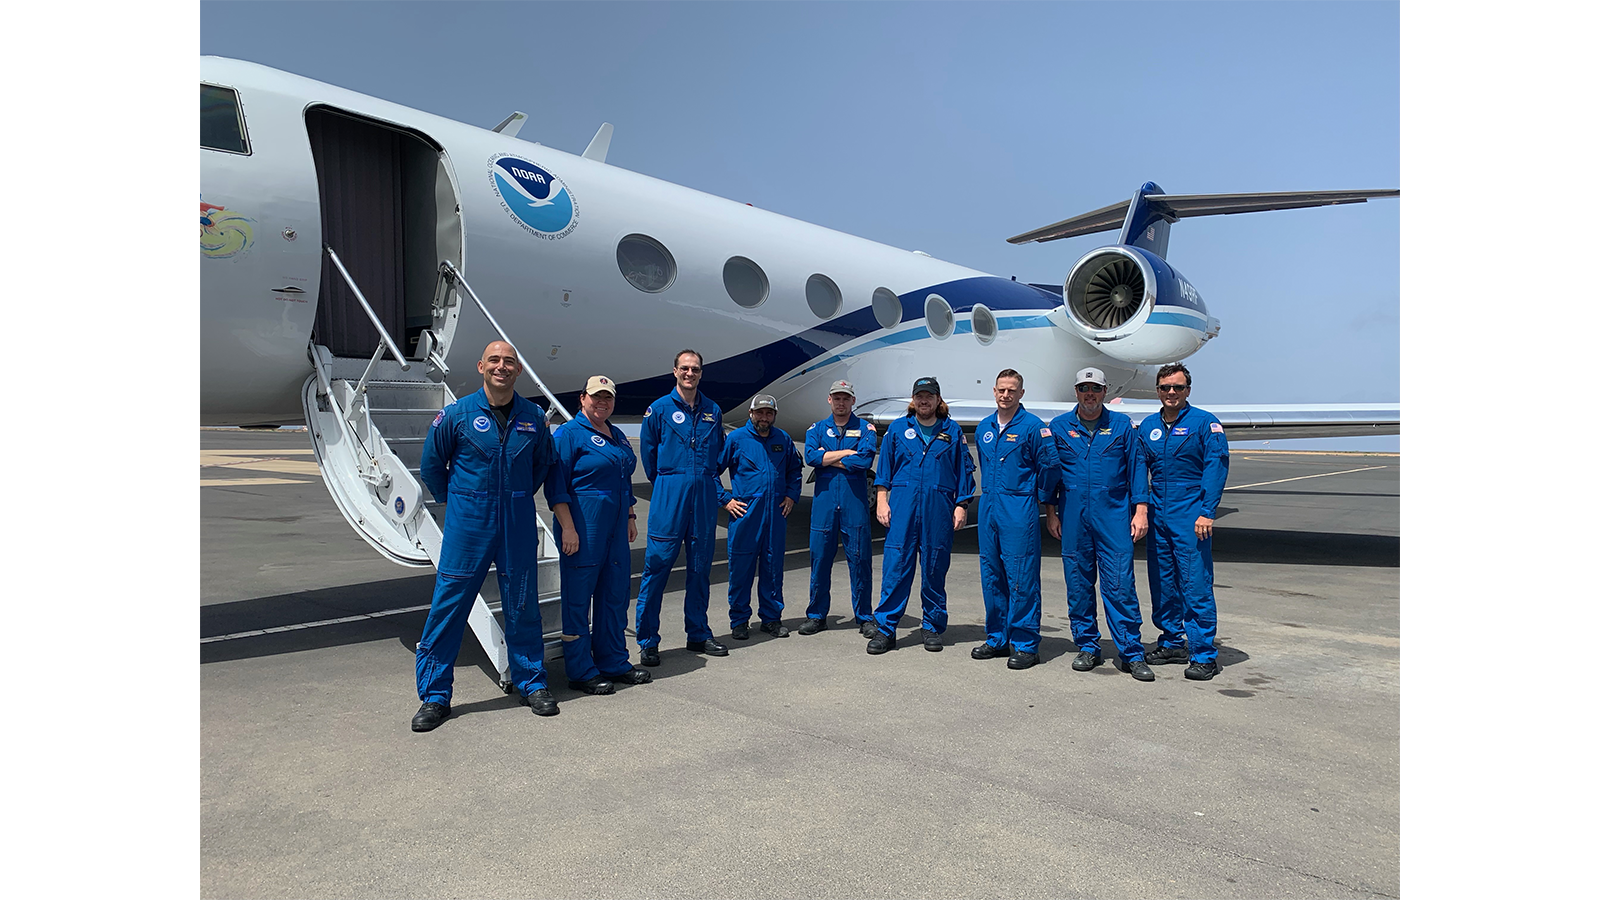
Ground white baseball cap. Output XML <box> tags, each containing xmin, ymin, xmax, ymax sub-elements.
<box><xmin>1074</xmin><ymin>367</ymin><xmax>1108</xmax><ymax>387</ymax></box>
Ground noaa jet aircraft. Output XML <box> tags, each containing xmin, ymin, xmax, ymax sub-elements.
<box><xmin>199</xmin><ymin>57</ymin><xmax>1396</xmax><ymax>683</ymax></box>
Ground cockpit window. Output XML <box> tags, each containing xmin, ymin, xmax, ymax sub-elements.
<box><xmin>201</xmin><ymin>84</ymin><xmax>250</xmax><ymax>154</ymax></box>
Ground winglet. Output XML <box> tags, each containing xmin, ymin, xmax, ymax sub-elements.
<box><xmin>492</xmin><ymin>111</ymin><xmax>527</xmax><ymax>137</ymax></box>
<box><xmin>582</xmin><ymin>123</ymin><xmax>614</xmax><ymax>163</ymax></box>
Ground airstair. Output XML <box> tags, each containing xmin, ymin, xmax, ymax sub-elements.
<box><xmin>302</xmin><ymin>248</ymin><xmax>574</xmax><ymax>692</ymax></box>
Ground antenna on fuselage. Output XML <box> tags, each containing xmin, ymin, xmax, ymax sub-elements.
<box><xmin>491</xmin><ymin>111</ymin><xmax>528</xmax><ymax>137</ymax></box>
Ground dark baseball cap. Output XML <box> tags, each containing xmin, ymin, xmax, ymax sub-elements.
<box><xmin>912</xmin><ymin>376</ymin><xmax>940</xmax><ymax>396</ymax></box>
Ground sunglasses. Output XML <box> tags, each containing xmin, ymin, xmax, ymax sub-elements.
<box><xmin>1075</xmin><ymin>384</ymin><xmax>1105</xmax><ymax>393</ymax></box>
<box><xmin>1157</xmin><ymin>384</ymin><xmax>1189</xmax><ymax>393</ymax></box>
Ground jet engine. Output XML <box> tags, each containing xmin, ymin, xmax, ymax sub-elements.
<box><xmin>1055</xmin><ymin>245</ymin><xmax>1219</xmax><ymax>365</ymax></box>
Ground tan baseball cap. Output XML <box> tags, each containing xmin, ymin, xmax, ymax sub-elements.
<box><xmin>584</xmin><ymin>375</ymin><xmax>617</xmax><ymax>396</ymax></box>
<box><xmin>828</xmin><ymin>379</ymin><xmax>855</xmax><ymax>397</ymax></box>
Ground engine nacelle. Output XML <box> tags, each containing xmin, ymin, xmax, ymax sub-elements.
<box><xmin>1056</xmin><ymin>245</ymin><xmax>1219</xmax><ymax>365</ymax></box>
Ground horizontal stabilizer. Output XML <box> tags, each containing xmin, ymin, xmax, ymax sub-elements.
<box><xmin>855</xmin><ymin>399</ymin><xmax>1398</xmax><ymax>442</ymax></box>
<box><xmin>1007</xmin><ymin>189</ymin><xmax>1399</xmax><ymax>244</ymax></box>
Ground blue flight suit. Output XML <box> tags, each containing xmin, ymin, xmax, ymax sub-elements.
<box><xmin>1049</xmin><ymin>407</ymin><xmax>1148</xmax><ymax>663</ymax></box>
<box><xmin>545</xmin><ymin>413</ymin><xmax>638</xmax><ymax>682</ymax></box>
<box><xmin>1136</xmin><ymin>405</ymin><xmax>1230</xmax><ymax>665</ymax></box>
<box><xmin>974</xmin><ymin>406</ymin><xmax>1057</xmax><ymax>654</ymax></box>
<box><xmin>718</xmin><ymin>423</ymin><xmax>803</xmax><ymax>628</ymax></box>
<box><xmin>416</xmin><ymin>388</ymin><xmax>555</xmax><ymax>705</ymax></box>
<box><xmin>635</xmin><ymin>390</ymin><xmax>725</xmax><ymax>649</ymax></box>
<box><xmin>873</xmin><ymin>415</ymin><xmax>977</xmax><ymax>635</ymax></box>
<box><xmin>803</xmin><ymin>414</ymin><xmax>878</xmax><ymax>626</ymax></box>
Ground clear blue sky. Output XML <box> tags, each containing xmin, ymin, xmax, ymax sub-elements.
<box><xmin>201</xmin><ymin>1</ymin><xmax>1399</xmax><ymax>419</ymax></box>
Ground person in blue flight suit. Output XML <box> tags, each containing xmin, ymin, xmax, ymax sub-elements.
<box><xmin>1135</xmin><ymin>362</ymin><xmax>1230</xmax><ymax>681</ymax></box>
<box><xmin>718</xmin><ymin>394</ymin><xmax>803</xmax><ymax>640</ymax></box>
<box><xmin>411</xmin><ymin>341</ymin><xmax>559</xmax><ymax>732</ymax></box>
<box><xmin>1044</xmin><ymin>367</ymin><xmax>1155</xmax><ymax>682</ymax></box>
<box><xmin>634</xmin><ymin>349</ymin><xmax>729</xmax><ymax>666</ymax></box>
<box><xmin>971</xmin><ymin>369</ymin><xmax>1059</xmax><ymax>670</ymax></box>
<box><xmin>801</xmin><ymin>379</ymin><xmax>879</xmax><ymax>637</ymax></box>
<box><xmin>546</xmin><ymin>375</ymin><xmax>654</xmax><ymax>697</ymax></box>
<box><xmin>867</xmin><ymin>377</ymin><xmax>977</xmax><ymax>655</ymax></box>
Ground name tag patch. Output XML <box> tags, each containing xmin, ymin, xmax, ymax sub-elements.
<box><xmin>1005</xmin><ymin>433</ymin><xmax>1018</xmax><ymax>442</ymax></box>
<box><xmin>515</xmin><ymin>421</ymin><xmax>540</xmax><ymax>433</ymax></box>
<box><xmin>935</xmin><ymin>431</ymin><xmax>951</xmax><ymax>442</ymax></box>
<box><xmin>771</xmin><ymin>444</ymin><xmax>784</xmax><ymax>452</ymax></box>
<box><xmin>1099</xmin><ymin>428</ymin><xmax>1111</xmax><ymax>435</ymax></box>
<box><xmin>702</xmin><ymin>414</ymin><xmax>715</xmax><ymax>422</ymax></box>
<box><xmin>846</xmin><ymin>429</ymin><xmax>860</xmax><ymax>437</ymax></box>
<box><xmin>1068</xmin><ymin>430</ymin><xmax>1080</xmax><ymax>438</ymax></box>
<box><xmin>1172</xmin><ymin>427</ymin><xmax>1189</xmax><ymax>436</ymax></box>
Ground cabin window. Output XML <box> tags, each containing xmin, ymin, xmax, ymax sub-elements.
<box><xmin>201</xmin><ymin>84</ymin><xmax>250</xmax><ymax>154</ymax></box>
<box><xmin>925</xmin><ymin>294</ymin><xmax>954</xmax><ymax>339</ymax></box>
<box><xmin>723</xmin><ymin>256</ymin><xmax>768</xmax><ymax>308</ymax></box>
<box><xmin>872</xmin><ymin>287</ymin><xmax>901</xmax><ymax>329</ymax></box>
<box><xmin>972</xmin><ymin>304</ymin><xmax>998</xmax><ymax>345</ymax></box>
<box><xmin>805</xmin><ymin>274</ymin><xmax>841</xmax><ymax>319</ymax></box>
<box><xmin>616</xmin><ymin>234</ymin><xmax>676</xmax><ymax>293</ymax></box>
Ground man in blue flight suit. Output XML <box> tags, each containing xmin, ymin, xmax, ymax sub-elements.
<box><xmin>718</xmin><ymin>394</ymin><xmax>803</xmax><ymax>640</ymax></box>
<box><xmin>635</xmin><ymin>349</ymin><xmax>729</xmax><ymax>666</ymax></box>
<box><xmin>1044</xmin><ymin>367</ymin><xmax>1155</xmax><ymax>682</ymax></box>
<box><xmin>411</xmin><ymin>340</ymin><xmax>559</xmax><ymax>732</ymax></box>
<box><xmin>972</xmin><ymin>369</ymin><xmax>1059</xmax><ymax>670</ymax></box>
<box><xmin>868</xmin><ymin>377</ymin><xmax>977</xmax><ymax>655</ymax></box>
<box><xmin>801</xmin><ymin>380</ymin><xmax>879</xmax><ymax>637</ymax></box>
<box><xmin>1136</xmin><ymin>362</ymin><xmax>1230</xmax><ymax>681</ymax></box>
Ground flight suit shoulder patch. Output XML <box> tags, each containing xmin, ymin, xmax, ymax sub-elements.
<box><xmin>1211</xmin><ymin>422</ymin><xmax>1224</xmax><ymax>434</ymax></box>
<box><xmin>432</xmin><ymin>410</ymin><xmax>445</xmax><ymax>427</ymax></box>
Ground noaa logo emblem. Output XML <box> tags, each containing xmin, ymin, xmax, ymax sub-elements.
<box><xmin>826</xmin><ymin>428</ymin><xmax>836</xmax><ymax>438</ymax></box>
<box><xmin>474</xmin><ymin>415</ymin><xmax>492</xmax><ymax>432</ymax></box>
<box><xmin>393</xmin><ymin>496</ymin><xmax>405</xmax><ymax>516</ymax></box>
<box><xmin>672</xmin><ymin>410</ymin><xmax>686</xmax><ymax>424</ymax></box>
<box><xmin>982</xmin><ymin>431</ymin><xmax>994</xmax><ymax>444</ymax></box>
<box><xmin>904</xmin><ymin>427</ymin><xmax>916</xmax><ymax>440</ymax></box>
<box><xmin>590</xmin><ymin>434</ymin><xmax>606</xmax><ymax>447</ymax></box>
<box><xmin>1149</xmin><ymin>428</ymin><xmax>1163</xmax><ymax>441</ymax></box>
<box><xmin>489</xmin><ymin>155</ymin><xmax>578</xmax><ymax>239</ymax></box>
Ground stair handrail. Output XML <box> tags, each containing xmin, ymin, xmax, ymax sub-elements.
<box><xmin>439</xmin><ymin>259</ymin><xmax>574</xmax><ymax>423</ymax></box>
<box><xmin>324</xmin><ymin>246</ymin><xmax>411</xmax><ymax>397</ymax></box>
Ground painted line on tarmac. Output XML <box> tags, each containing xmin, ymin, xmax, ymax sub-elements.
<box><xmin>1226</xmin><ymin>465</ymin><xmax>1386</xmax><ymax>491</ymax></box>
<box><xmin>202</xmin><ymin>603</ymin><xmax>436</xmax><ymax>643</ymax></box>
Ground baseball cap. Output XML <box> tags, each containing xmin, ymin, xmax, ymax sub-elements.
<box><xmin>750</xmin><ymin>394</ymin><xmax>778</xmax><ymax>411</ymax></box>
<box><xmin>912</xmin><ymin>376</ymin><xmax>940</xmax><ymax>396</ymax></box>
<box><xmin>828</xmin><ymin>379</ymin><xmax>855</xmax><ymax>397</ymax></box>
<box><xmin>1074</xmin><ymin>367</ymin><xmax>1108</xmax><ymax>387</ymax></box>
<box><xmin>584</xmin><ymin>375</ymin><xmax>617</xmax><ymax>395</ymax></box>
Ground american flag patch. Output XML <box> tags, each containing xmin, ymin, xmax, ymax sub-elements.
<box><xmin>1039</xmin><ymin>428</ymin><xmax>1051</xmax><ymax>437</ymax></box>
<box><xmin>1210</xmin><ymin>422</ymin><xmax>1224</xmax><ymax>434</ymax></box>
<box><xmin>432</xmin><ymin>411</ymin><xmax>445</xmax><ymax>427</ymax></box>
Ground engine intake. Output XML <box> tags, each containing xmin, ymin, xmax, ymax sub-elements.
<box><xmin>1058</xmin><ymin>245</ymin><xmax>1215</xmax><ymax>365</ymax></box>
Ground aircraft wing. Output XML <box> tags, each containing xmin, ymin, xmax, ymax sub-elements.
<box><xmin>855</xmin><ymin>399</ymin><xmax>1398</xmax><ymax>441</ymax></box>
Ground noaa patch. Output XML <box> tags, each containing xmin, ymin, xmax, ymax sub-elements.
<box><xmin>643</xmin><ymin>407</ymin><xmax>652</xmax><ymax>417</ymax></box>
<box><xmin>489</xmin><ymin>155</ymin><xmax>578</xmax><ymax>240</ymax></box>
<box><xmin>590</xmin><ymin>434</ymin><xmax>606</xmax><ymax>447</ymax></box>
<box><xmin>827</xmin><ymin>428</ymin><xmax>836</xmax><ymax>438</ymax></box>
<box><xmin>1149</xmin><ymin>428</ymin><xmax>1163</xmax><ymax>441</ymax></box>
<box><xmin>1172</xmin><ymin>427</ymin><xmax>1190</xmax><ymax>436</ymax></box>
<box><xmin>904</xmin><ymin>427</ymin><xmax>916</xmax><ymax>440</ymax></box>
<box><xmin>672</xmin><ymin>410</ymin><xmax>686</xmax><ymax>424</ymax></box>
<box><xmin>473</xmin><ymin>415</ymin><xmax>492</xmax><ymax>432</ymax></box>
<box><xmin>1211</xmin><ymin>422</ymin><xmax>1225</xmax><ymax>434</ymax></box>
<box><xmin>982</xmin><ymin>431</ymin><xmax>995</xmax><ymax>443</ymax></box>
<box><xmin>394</xmin><ymin>496</ymin><xmax>405</xmax><ymax>516</ymax></box>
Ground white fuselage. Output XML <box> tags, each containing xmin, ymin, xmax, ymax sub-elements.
<box><xmin>200</xmin><ymin>58</ymin><xmax>1167</xmax><ymax>435</ymax></box>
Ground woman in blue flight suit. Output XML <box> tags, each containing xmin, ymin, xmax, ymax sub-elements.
<box><xmin>717</xmin><ymin>394</ymin><xmax>803</xmax><ymax>638</ymax></box>
<box><xmin>868</xmin><ymin>377</ymin><xmax>976</xmax><ymax>654</ymax></box>
<box><xmin>1135</xmin><ymin>363</ymin><xmax>1230</xmax><ymax>681</ymax></box>
<box><xmin>546</xmin><ymin>376</ymin><xmax>653</xmax><ymax>696</ymax></box>
<box><xmin>802</xmin><ymin>380</ymin><xmax>878</xmax><ymax>636</ymax></box>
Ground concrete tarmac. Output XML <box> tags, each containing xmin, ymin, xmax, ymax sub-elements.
<box><xmin>201</xmin><ymin>429</ymin><xmax>1399</xmax><ymax>899</ymax></box>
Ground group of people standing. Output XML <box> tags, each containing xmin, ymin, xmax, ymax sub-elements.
<box><xmin>409</xmin><ymin>342</ymin><xmax>1228</xmax><ymax>732</ymax></box>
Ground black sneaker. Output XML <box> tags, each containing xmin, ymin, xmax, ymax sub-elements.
<box><xmin>687</xmin><ymin>637</ymin><xmax>730</xmax><ymax>657</ymax></box>
<box><xmin>759</xmin><ymin>620</ymin><xmax>791</xmax><ymax>638</ymax></box>
<box><xmin>639</xmin><ymin>646</ymin><xmax>661</xmax><ymax>667</ymax></box>
<box><xmin>859</xmin><ymin>620</ymin><xmax>879</xmax><ymax>639</ymax></box>
<box><xmin>1184</xmin><ymin>661</ymin><xmax>1220</xmax><ymax>681</ymax></box>
<box><xmin>866</xmin><ymin>630</ymin><xmax>897</xmax><ymax>654</ymax></box>
<box><xmin>1121</xmin><ymin>658</ymin><xmax>1155</xmax><ymax>682</ymax></box>
<box><xmin>970</xmin><ymin>642</ymin><xmax>1009</xmax><ymax>660</ymax></box>
<box><xmin>601</xmin><ymin>667</ymin><xmax>653</xmax><ymax>685</ymax></box>
<box><xmin>798</xmin><ymin>618</ymin><xmax>826</xmax><ymax>635</ymax></box>
<box><xmin>1071</xmin><ymin>650</ymin><xmax>1104</xmax><ymax>671</ymax></box>
<box><xmin>411</xmin><ymin>702</ymin><xmax>450</xmax><ymax>732</ymax></box>
<box><xmin>730</xmin><ymin>622</ymin><xmax>751</xmax><ymax>640</ymax></box>
<box><xmin>1007</xmin><ymin>650</ymin><xmax>1040</xmax><ymax>670</ymax></box>
<box><xmin>921</xmin><ymin>628</ymin><xmax>943</xmax><ymax>652</ymax></box>
<box><xmin>566</xmin><ymin>676</ymin><xmax>616</xmax><ymax>695</ymax></box>
<box><xmin>1148</xmin><ymin>644</ymin><xmax>1189</xmax><ymax>665</ymax></box>
<box><xmin>519</xmin><ymin>688</ymin><xmax>560</xmax><ymax>716</ymax></box>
